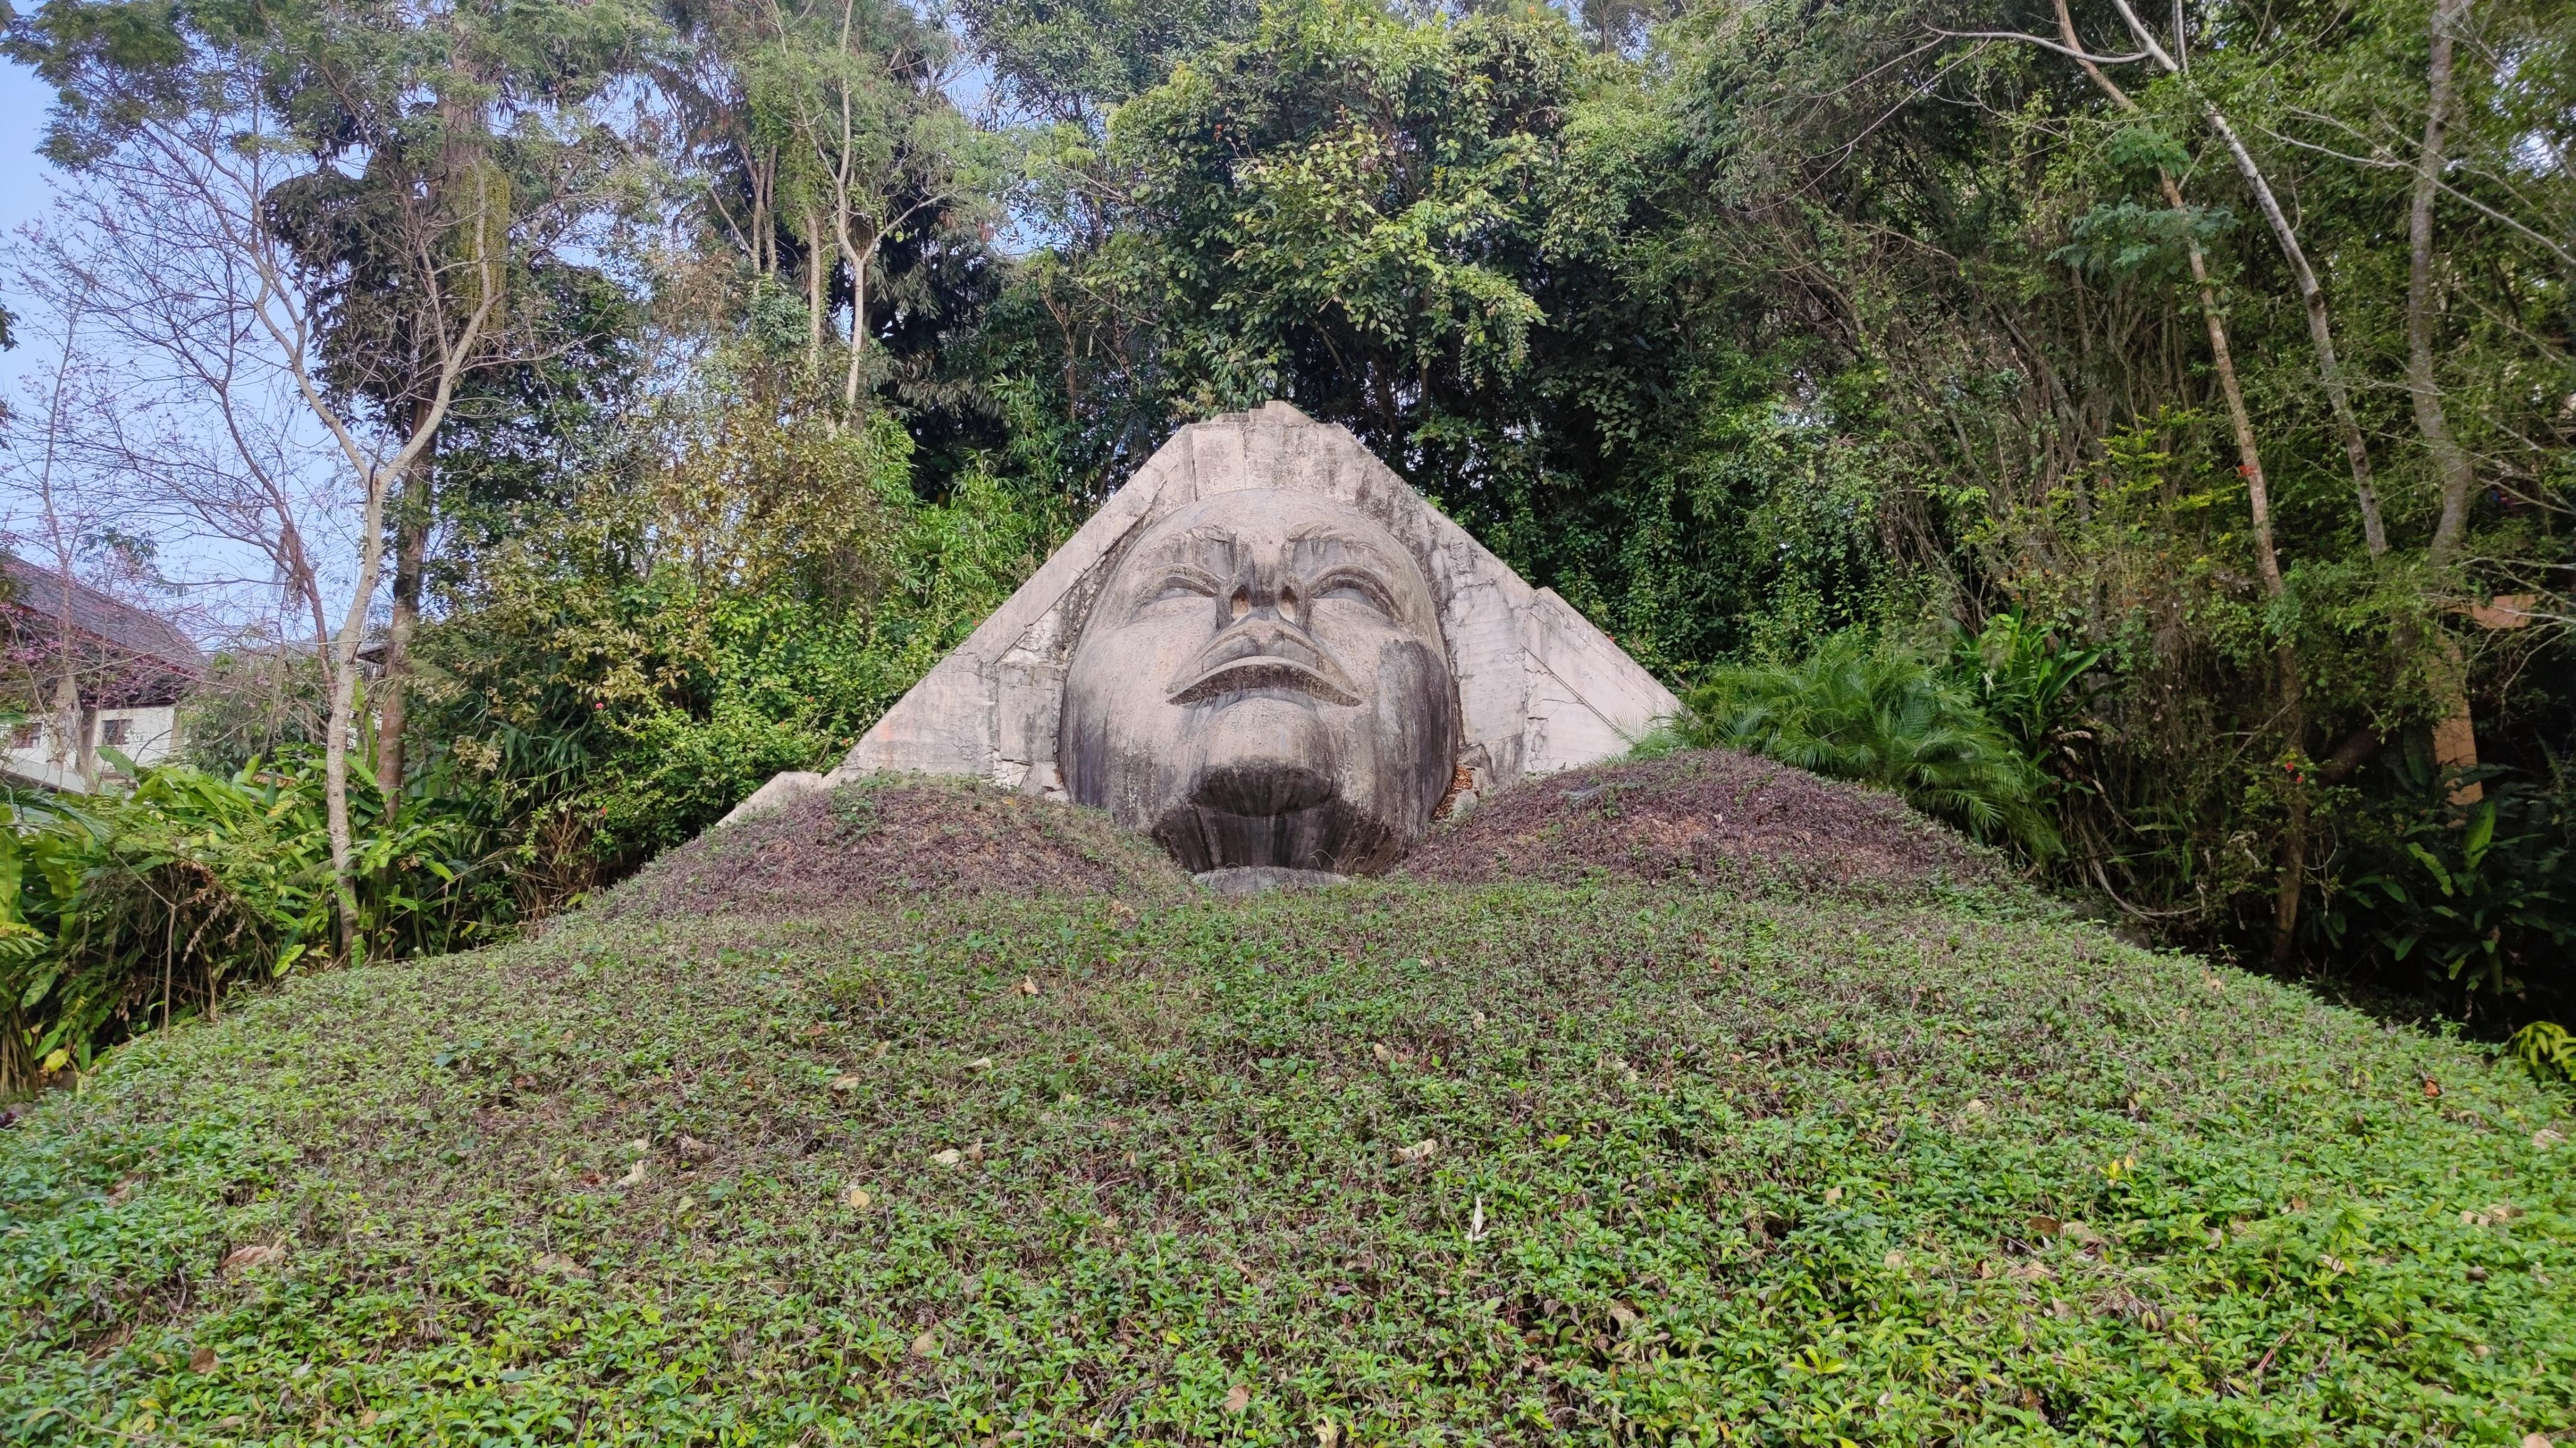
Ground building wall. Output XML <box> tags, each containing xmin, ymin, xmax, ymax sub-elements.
<box><xmin>3</xmin><ymin>706</ymin><xmax>183</xmax><ymax>793</ymax></box>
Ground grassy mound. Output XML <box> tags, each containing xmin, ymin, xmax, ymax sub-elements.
<box><xmin>598</xmin><ymin>775</ymin><xmax>1188</xmax><ymax>922</ymax></box>
<box><xmin>1407</xmin><ymin>749</ymin><xmax>2004</xmax><ymax>899</ymax></box>
<box><xmin>3</xmin><ymin>789</ymin><xmax>2572</xmax><ymax>1444</ymax></box>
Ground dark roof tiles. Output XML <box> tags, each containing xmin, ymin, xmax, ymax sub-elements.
<box><xmin>1</xmin><ymin>555</ymin><xmax>203</xmax><ymax>673</ymax></box>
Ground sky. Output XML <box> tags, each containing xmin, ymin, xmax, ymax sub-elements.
<box><xmin>1</xmin><ymin>57</ymin><xmax>61</xmax><ymax>393</ymax></box>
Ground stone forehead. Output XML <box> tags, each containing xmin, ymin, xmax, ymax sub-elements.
<box><xmin>1095</xmin><ymin>489</ymin><xmax>1443</xmax><ymax>638</ymax></box>
<box><xmin>1114</xmin><ymin>490</ymin><xmax>1432</xmax><ymax>581</ymax></box>
<box><xmin>1132</xmin><ymin>488</ymin><xmax>1416</xmax><ymax>549</ymax></box>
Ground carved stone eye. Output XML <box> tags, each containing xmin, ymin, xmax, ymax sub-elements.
<box><xmin>1145</xmin><ymin>569</ymin><xmax>1221</xmax><ymax>607</ymax></box>
<box><xmin>1314</xmin><ymin>571</ymin><xmax>1394</xmax><ymax>617</ymax></box>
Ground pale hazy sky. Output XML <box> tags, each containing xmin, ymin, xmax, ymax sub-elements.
<box><xmin>1</xmin><ymin>58</ymin><xmax>61</xmax><ymax>389</ymax></box>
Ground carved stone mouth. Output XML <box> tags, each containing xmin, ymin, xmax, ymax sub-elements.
<box><xmin>1167</xmin><ymin>625</ymin><xmax>1363</xmax><ymax>706</ymax></box>
<box><xmin>1167</xmin><ymin>654</ymin><xmax>1363</xmax><ymax>706</ymax></box>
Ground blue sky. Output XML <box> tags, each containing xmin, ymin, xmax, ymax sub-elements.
<box><xmin>0</xmin><ymin>59</ymin><xmax>48</xmax><ymax>230</ymax></box>
<box><xmin>1</xmin><ymin>57</ymin><xmax>60</xmax><ymax>387</ymax></box>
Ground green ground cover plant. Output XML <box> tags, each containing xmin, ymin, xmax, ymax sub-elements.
<box><xmin>1</xmin><ymin>785</ymin><xmax>2569</xmax><ymax>1444</ymax></box>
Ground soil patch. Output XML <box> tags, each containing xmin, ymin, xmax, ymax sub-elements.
<box><xmin>1403</xmin><ymin>748</ymin><xmax>2007</xmax><ymax>894</ymax></box>
<box><xmin>597</xmin><ymin>776</ymin><xmax>1187</xmax><ymax>921</ymax></box>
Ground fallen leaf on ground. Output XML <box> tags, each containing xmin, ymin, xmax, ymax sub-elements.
<box><xmin>674</xmin><ymin>1135</ymin><xmax>716</xmax><ymax>1162</ymax></box>
<box><xmin>842</xmin><ymin>1184</ymin><xmax>873</xmax><ymax>1208</ymax></box>
<box><xmin>617</xmin><ymin>1160</ymin><xmax>648</xmax><ymax>1188</ymax></box>
<box><xmin>1222</xmin><ymin>1385</ymin><xmax>1251</xmax><ymax>1413</ymax></box>
<box><xmin>932</xmin><ymin>1148</ymin><xmax>963</xmax><ymax>1167</ymax></box>
<box><xmin>2535</xmin><ymin>1129</ymin><xmax>2566</xmax><ymax>1148</ymax></box>
<box><xmin>1018</xmin><ymin>977</ymin><xmax>1040</xmax><ymax>996</ymax></box>
<box><xmin>829</xmin><ymin>1075</ymin><xmax>861</xmax><ymax>1091</ymax></box>
<box><xmin>2026</xmin><ymin>1215</ymin><xmax>2062</xmax><ymax>1237</ymax></box>
<box><xmin>1314</xmin><ymin>1420</ymin><xmax>1340</xmax><ymax>1448</ymax></box>
<box><xmin>189</xmin><ymin>1347</ymin><xmax>217</xmax><ymax>1373</ymax></box>
<box><xmin>1393</xmin><ymin>1138</ymin><xmax>1439</xmax><ymax>1165</ymax></box>
<box><xmin>532</xmin><ymin>1252</ymin><xmax>592</xmax><ymax>1279</ymax></box>
<box><xmin>220</xmin><ymin>1244</ymin><xmax>283</xmax><ymax>1273</ymax></box>
<box><xmin>910</xmin><ymin>1328</ymin><xmax>940</xmax><ymax>1358</ymax></box>
<box><xmin>968</xmin><ymin>1057</ymin><xmax>994</xmax><ymax>1070</ymax></box>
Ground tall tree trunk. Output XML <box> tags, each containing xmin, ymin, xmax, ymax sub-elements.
<box><xmin>2410</xmin><ymin>0</ymin><xmax>2484</xmax><ymax>799</ymax></box>
<box><xmin>375</xmin><ymin>396</ymin><xmax>434</xmax><ymax>801</ymax></box>
<box><xmin>841</xmin><ymin>225</ymin><xmax>870</xmax><ymax>410</ymax></box>
<box><xmin>326</xmin><ymin>462</ymin><xmax>397</xmax><ymax>963</ymax></box>
<box><xmin>378</xmin><ymin>63</ymin><xmax>489</xmax><ymax>804</ymax></box>
<box><xmin>805</xmin><ymin>202</ymin><xmax>826</xmax><ymax>368</ymax></box>
<box><xmin>2060</xmin><ymin>0</ymin><xmax>2311</xmax><ymax>956</ymax></box>
<box><xmin>2107</xmin><ymin>0</ymin><xmax>2389</xmax><ymax>555</ymax></box>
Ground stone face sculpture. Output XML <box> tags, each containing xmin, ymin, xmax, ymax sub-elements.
<box><xmin>1060</xmin><ymin>489</ymin><xmax>1459</xmax><ymax>872</ymax></box>
<box><xmin>724</xmin><ymin>403</ymin><xmax>1680</xmax><ymax>875</ymax></box>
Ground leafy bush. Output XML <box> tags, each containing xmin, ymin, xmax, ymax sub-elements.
<box><xmin>2514</xmin><ymin>1021</ymin><xmax>2576</xmax><ymax>1085</ymax></box>
<box><xmin>1679</xmin><ymin>633</ymin><xmax>2061</xmax><ymax>859</ymax></box>
<box><xmin>417</xmin><ymin>418</ymin><xmax>1062</xmax><ymax>880</ymax></box>
<box><xmin>0</xmin><ymin>752</ymin><xmax>487</xmax><ymax>1094</ymax></box>
<box><xmin>2322</xmin><ymin>751</ymin><xmax>2576</xmax><ymax>1016</ymax></box>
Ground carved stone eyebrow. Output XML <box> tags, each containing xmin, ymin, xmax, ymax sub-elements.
<box><xmin>1284</xmin><ymin>521</ymin><xmax>1378</xmax><ymax>549</ymax></box>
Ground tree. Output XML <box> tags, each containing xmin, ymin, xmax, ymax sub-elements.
<box><xmin>7</xmin><ymin>0</ymin><xmax>639</xmax><ymax>957</ymax></box>
<box><xmin>739</xmin><ymin>0</ymin><xmax>997</xmax><ymax>412</ymax></box>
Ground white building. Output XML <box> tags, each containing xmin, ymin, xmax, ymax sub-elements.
<box><xmin>2</xmin><ymin>557</ymin><xmax>202</xmax><ymax>794</ymax></box>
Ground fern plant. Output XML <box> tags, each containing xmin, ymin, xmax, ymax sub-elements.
<box><xmin>1</xmin><ymin>749</ymin><xmax>488</xmax><ymax>1095</ymax></box>
<box><xmin>1679</xmin><ymin>634</ymin><xmax>2060</xmax><ymax>859</ymax></box>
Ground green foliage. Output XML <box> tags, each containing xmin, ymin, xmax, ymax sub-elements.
<box><xmin>1</xmin><ymin>856</ymin><xmax>2569</xmax><ymax>1438</ymax></box>
<box><xmin>2055</xmin><ymin>200</ymin><xmax>2236</xmax><ymax>284</ymax></box>
<box><xmin>1952</xmin><ymin>612</ymin><xmax>2107</xmax><ymax>767</ymax></box>
<box><xmin>418</xmin><ymin>408</ymin><xmax>1061</xmax><ymax>878</ymax></box>
<box><xmin>2324</xmin><ymin>758</ymin><xmax>2576</xmax><ymax>1009</ymax></box>
<box><xmin>0</xmin><ymin>754</ymin><xmax>487</xmax><ymax>1095</ymax></box>
<box><xmin>2513</xmin><ymin>1022</ymin><xmax>2576</xmax><ymax>1086</ymax></box>
<box><xmin>1680</xmin><ymin>634</ymin><xmax>2062</xmax><ymax>860</ymax></box>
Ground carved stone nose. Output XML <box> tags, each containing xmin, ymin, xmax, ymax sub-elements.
<box><xmin>1225</xmin><ymin>558</ymin><xmax>1306</xmax><ymax>630</ymax></box>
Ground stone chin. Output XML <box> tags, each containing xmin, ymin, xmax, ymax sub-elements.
<box><xmin>1059</xmin><ymin>489</ymin><xmax>1460</xmax><ymax>875</ymax></box>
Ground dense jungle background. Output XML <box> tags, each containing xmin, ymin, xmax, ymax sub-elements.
<box><xmin>0</xmin><ymin>0</ymin><xmax>2568</xmax><ymax>1091</ymax></box>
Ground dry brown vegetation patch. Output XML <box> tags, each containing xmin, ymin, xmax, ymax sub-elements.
<box><xmin>597</xmin><ymin>777</ymin><xmax>1187</xmax><ymax>921</ymax></box>
<box><xmin>1403</xmin><ymin>748</ymin><xmax>2006</xmax><ymax>895</ymax></box>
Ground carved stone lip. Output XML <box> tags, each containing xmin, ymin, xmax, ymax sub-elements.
<box><xmin>1167</xmin><ymin>653</ymin><xmax>1363</xmax><ymax>707</ymax></box>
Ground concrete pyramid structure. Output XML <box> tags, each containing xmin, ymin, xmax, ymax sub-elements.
<box><xmin>730</xmin><ymin>402</ymin><xmax>1678</xmax><ymax>826</ymax></box>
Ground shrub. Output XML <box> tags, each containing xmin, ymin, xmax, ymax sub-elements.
<box><xmin>0</xmin><ymin>751</ymin><xmax>487</xmax><ymax>1094</ymax></box>
<box><xmin>1679</xmin><ymin>633</ymin><xmax>2060</xmax><ymax>859</ymax></box>
<box><xmin>2321</xmin><ymin>749</ymin><xmax>2576</xmax><ymax>1018</ymax></box>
